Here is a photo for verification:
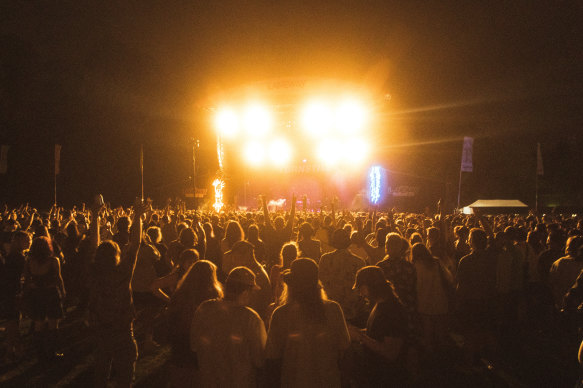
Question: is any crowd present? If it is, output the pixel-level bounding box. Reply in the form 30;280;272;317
1;196;583;387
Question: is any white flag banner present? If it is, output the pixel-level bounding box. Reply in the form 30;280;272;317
537;142;544;176
55;144;62;175
0;145;9;174
461;137;474;172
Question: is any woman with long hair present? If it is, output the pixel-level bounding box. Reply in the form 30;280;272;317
222;241;271;320
23;236;66;362
266;258;350;387
220;220;244;254
167;260;223;388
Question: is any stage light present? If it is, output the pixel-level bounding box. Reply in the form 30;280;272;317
242;103;273;136
269;138;292;166
316;140;341;167
300;100;333;137
369;166;381;205
242;141;265;167
335;98;368;133
214;107;239;138
345;138;369;165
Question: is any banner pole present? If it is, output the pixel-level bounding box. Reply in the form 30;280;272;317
140;144;144;201
535;168;539;214
457;167;462;210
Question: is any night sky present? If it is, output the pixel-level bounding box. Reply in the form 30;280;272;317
1;1;582;209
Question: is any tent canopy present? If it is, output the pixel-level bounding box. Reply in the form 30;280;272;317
467;199;528;208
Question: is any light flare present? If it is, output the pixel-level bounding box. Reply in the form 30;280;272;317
300;100;334;137
269;138;292;166
243;103;273;136
214;107;239;138
336;98;368;133
243;141;265;167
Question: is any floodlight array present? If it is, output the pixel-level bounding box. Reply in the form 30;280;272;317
213;96;371;168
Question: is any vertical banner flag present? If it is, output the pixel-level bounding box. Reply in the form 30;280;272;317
537;142;544;176
0;145;9;174
461;137;474;172
55;144;62;175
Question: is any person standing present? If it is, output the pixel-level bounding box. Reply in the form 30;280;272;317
0;231;31;363
349;266;409;386
266;258;350;387
319;228;366;324
191;266;267;388
167;260;223;388
22;235;66;363
89;198;147;388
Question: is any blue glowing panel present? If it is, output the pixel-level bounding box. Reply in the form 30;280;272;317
369;165;382;204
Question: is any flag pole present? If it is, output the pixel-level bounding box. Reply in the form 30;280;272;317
535;142;543;214
457;167;462;210
54;144;61;207
535;171;539;214
54;166;57;206
140;144;144;201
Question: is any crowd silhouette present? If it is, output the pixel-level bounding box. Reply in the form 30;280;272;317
1;196;583;387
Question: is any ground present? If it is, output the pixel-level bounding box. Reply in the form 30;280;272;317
0;307;579;387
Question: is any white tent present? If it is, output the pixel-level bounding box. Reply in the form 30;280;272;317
467;199;528;208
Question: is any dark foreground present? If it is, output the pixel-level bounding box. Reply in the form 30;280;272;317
0;307;579;387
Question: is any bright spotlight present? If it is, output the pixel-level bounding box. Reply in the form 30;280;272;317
301;100;333;137
269;138;292;166
316;140;341;167
345;138;369;165
214;107;239;138
242;141;265;167
242;103;273;136
335;98;368;133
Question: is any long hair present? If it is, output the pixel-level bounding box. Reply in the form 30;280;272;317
29;236;54;263
280;258;327;323
224;220;244;250
411;242;437;265
94;240;121;273
203;222;215;240
172;260;223;310
280;242;298;269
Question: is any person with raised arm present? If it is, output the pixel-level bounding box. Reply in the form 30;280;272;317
89;196;148;388
260;193;296;271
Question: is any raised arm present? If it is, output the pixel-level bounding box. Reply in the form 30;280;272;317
124;200;149;275
89;196;105;255
285;193;297;233
261;195;273;230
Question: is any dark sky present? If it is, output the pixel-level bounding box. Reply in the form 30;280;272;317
1;1;582;208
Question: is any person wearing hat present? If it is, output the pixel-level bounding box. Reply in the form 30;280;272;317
319;228;366;323
190;266;267;388
348;266;408;386
265;258;350;387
